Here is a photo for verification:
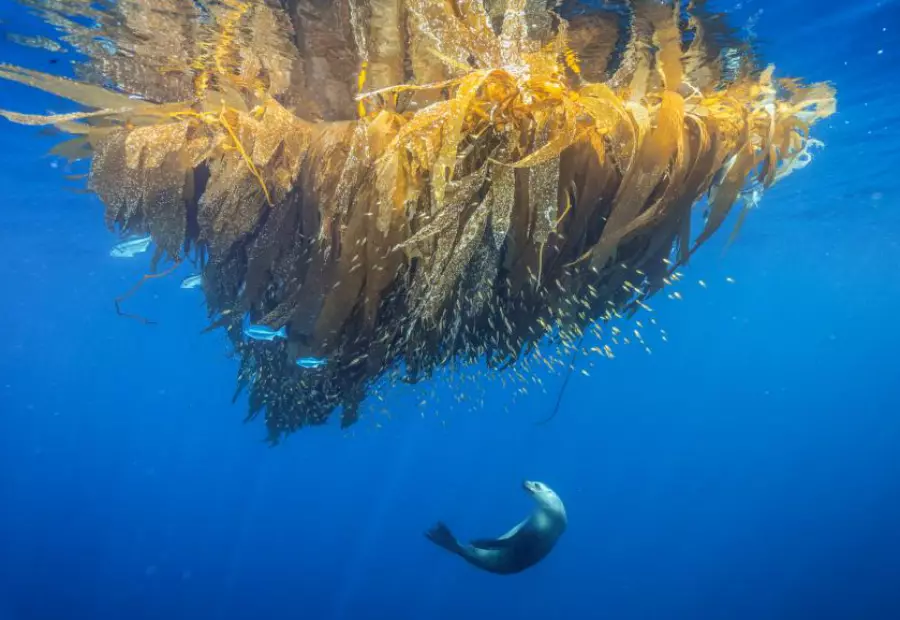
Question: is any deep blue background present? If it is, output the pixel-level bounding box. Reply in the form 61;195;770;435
1;1;899;619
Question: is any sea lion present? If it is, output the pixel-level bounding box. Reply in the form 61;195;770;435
425;480;567;575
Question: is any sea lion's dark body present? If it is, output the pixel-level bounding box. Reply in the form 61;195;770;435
425;481;567;575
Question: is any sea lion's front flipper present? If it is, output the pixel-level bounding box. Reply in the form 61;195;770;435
470;537;515;550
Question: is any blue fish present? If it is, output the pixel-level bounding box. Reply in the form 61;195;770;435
243;322;287;342
295;357;327;369
180;274;203;289
110;235;152;258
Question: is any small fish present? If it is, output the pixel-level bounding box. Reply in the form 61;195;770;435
110;235;152;258
180;274;203;289
710;153;738;193
243;322;287;342
295;357;327;369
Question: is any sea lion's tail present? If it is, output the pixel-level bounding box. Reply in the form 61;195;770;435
425;521;463;555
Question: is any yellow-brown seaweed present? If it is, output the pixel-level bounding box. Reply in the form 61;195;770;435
0;0;836;441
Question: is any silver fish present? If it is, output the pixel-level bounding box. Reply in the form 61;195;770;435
109;235;152;258
180;274;203;289
295;357;327;369
243;323;287;342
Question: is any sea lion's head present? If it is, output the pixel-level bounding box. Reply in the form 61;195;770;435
523;480;566;521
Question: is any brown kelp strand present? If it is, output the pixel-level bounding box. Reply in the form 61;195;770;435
0;0;835;442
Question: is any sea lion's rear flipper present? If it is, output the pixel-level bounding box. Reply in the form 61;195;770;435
470;537;515;550
425;522;463;555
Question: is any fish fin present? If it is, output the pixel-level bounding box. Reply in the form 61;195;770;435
277;325;288;338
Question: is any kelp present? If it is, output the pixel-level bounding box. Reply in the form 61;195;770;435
0;0;835;441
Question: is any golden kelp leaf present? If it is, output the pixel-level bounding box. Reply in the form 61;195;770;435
298;122;356;238
617;6;655;101
363;211;405;329
422;193;492;320
529;157;560;245
198;152;269;257
586;128;606;166
330;123;371;223
125;122;188;170
374;147;411;233
0;107;130;127
376;100;449;232
313;196;371;343
364;0;406;90
250;100;298;168
647;0;683;90
760;141;778;188
684;114;710;172
242;1;298;97
401;167;487;251
508;98;578;169
329;112;402;229
587;91;685;270
143;159;189;257
608;100;651;170
184;135;213;167
643;91;685;171
499;0;531;71
782;81;838;121
406;11;451;84
614;122;697;249
692;142;755;253
456;0;501;63
558;143;615;257
578;83;634;134
201;84;250;115
89;130;143;228
724;188;763;252
0;64;142;110
49;136;92;161
406;0;500;75
271;116;313;195
431;70;492;211
489;162;515;249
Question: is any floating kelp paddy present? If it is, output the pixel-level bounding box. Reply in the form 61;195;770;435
0;0;835;442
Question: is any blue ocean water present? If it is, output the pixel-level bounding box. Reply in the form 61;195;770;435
0;1;899;619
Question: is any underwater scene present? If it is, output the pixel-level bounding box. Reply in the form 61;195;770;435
0;0;897;618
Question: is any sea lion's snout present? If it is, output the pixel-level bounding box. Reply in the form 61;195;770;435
523;480;539;494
